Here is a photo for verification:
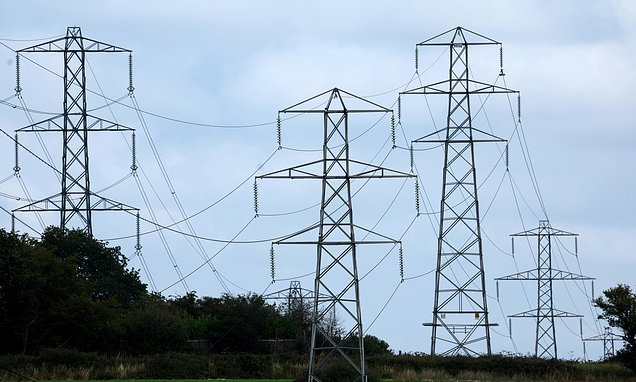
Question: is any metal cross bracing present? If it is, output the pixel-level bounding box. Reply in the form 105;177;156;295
583;327;621;360
400;27;518;356
11;27;137;236
257;88;414;381
496;220;594;358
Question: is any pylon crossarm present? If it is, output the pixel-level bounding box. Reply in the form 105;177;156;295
89;193;139;212
509;309;582;318
497;268;592;281
414;126;506;144
417;26;500;46
19;36;130;53
401;79;517;96
347;160;414;178
511;227;578;237
280;87;391;114
257;160;324;179
12;193;63;212
258;159;413;180
16;114;134;132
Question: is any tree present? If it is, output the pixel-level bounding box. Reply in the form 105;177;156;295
121;294;189;354
594;284;636;370
40;227;147;307
0;228;150;354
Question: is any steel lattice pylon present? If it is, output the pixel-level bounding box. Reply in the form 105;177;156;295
258;88;413;381
401;27;518;356
583;327;621;361
12;27;137;235
496;220;593;358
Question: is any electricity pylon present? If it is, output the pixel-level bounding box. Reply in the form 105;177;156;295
257;88;414;381
496;220;593;358
401;26;518;356
12;27;137;235
583;327;621;360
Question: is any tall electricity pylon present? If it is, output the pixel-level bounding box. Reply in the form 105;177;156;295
12;27;137;235
257;88;413;381
496;220;593;358
401;27;518;356
583;327;621;360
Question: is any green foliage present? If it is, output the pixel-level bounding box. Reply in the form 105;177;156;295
121;294;190;354
169;292;286;353
0;228;147;354
595;284;636;371
336;334;393;358
40;226;147;307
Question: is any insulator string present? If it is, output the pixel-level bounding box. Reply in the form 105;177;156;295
270;245;276;281
505;143;509;171
276;114;282;149
399;244;404;282
499;45;505;76
135;211;142;251
15;53;22;94
415;46;419;72
497;280;500;300
414;178;420;215
253;180;259;217
409;144;414;173
517;94;521;123
574;237;578;256
11;214;15;233
390;114;396;148
397;96;402;121
131;132;138;173
511;237;515;255
128;53;135;93
13;133;20;174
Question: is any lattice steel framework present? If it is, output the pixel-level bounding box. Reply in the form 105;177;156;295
583;327;621;360
496;220;593;358
258;88;413;381
401;27;517;356
12;27;137;235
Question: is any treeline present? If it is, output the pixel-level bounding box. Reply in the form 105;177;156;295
0;227;389;356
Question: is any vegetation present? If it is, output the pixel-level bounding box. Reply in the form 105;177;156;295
0;228;313;356
1;228;635;381
595;284;636;371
